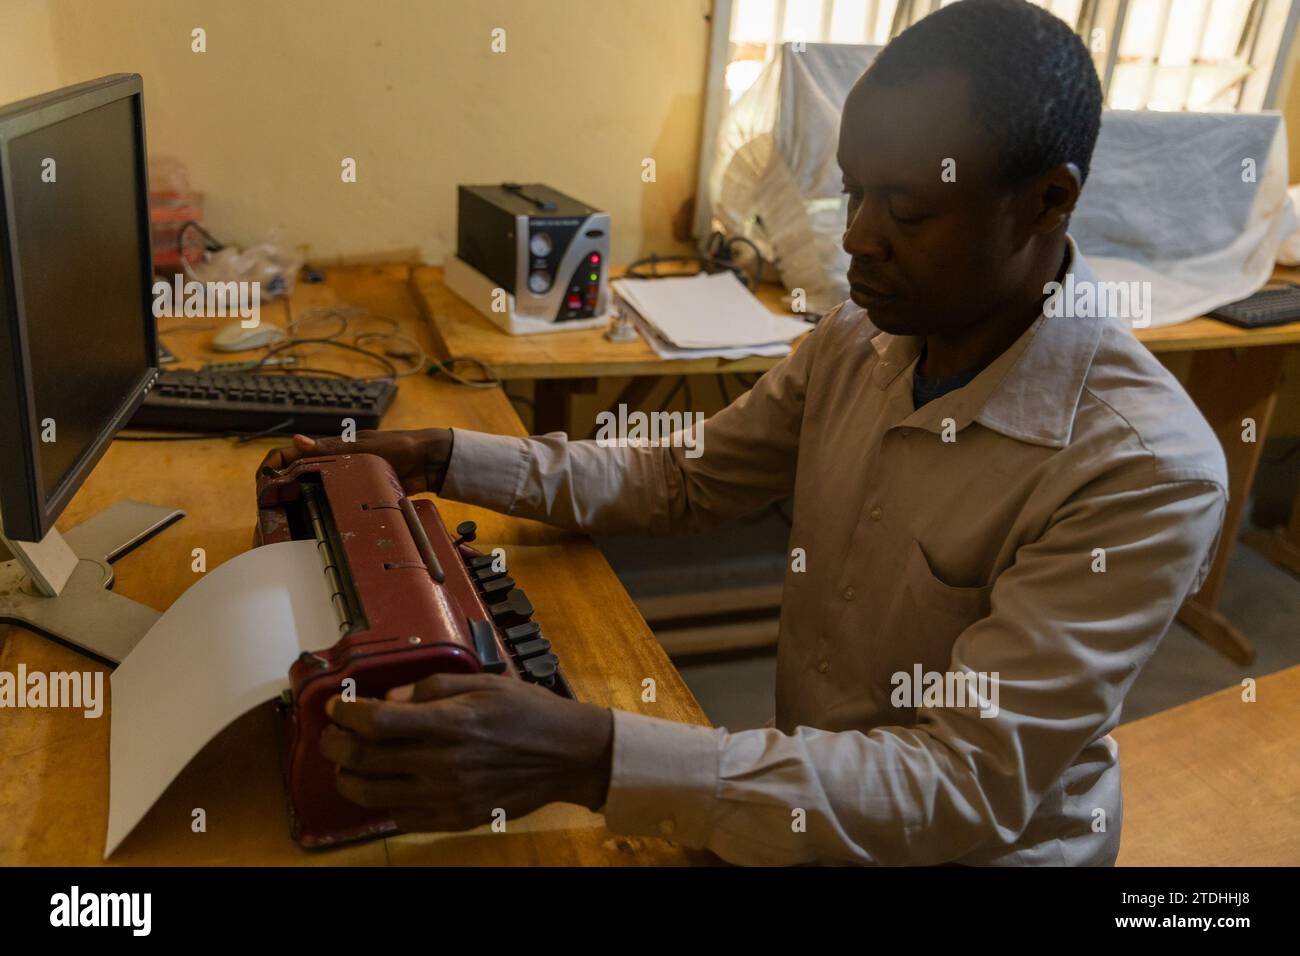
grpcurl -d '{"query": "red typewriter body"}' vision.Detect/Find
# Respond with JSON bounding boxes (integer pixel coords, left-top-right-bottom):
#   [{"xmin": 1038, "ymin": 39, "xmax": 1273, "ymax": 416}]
[{"xmin": 255, "ymin": 453, "xmax": 568, "ymax": 848}]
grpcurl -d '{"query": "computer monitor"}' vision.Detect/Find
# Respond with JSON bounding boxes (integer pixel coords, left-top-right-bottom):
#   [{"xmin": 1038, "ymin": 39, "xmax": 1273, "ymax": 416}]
[{"xmin": 0, "ymin": 74, "xmax": 183, "ymax": 662}]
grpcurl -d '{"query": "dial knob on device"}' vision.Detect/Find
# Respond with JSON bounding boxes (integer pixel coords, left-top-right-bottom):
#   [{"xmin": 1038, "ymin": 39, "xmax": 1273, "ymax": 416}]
[
  {"xmin": 529, "ymin": 232, "xmax": 552, "ymax": 257},
  {"xmin": 528, "ymin": 270, "xmax": 551, "ymax": 293}
]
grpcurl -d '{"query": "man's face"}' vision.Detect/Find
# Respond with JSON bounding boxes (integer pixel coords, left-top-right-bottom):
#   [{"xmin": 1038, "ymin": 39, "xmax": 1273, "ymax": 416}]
[{"xmin": 837, "ymin": 67, "xmax": 1041, "ymax": 336}]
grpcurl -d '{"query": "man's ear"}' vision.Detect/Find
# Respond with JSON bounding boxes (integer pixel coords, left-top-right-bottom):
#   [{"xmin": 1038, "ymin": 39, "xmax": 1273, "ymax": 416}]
[{"xmin": 1034, "ymin": 162, "xmax": 1083, "ymax": 234}]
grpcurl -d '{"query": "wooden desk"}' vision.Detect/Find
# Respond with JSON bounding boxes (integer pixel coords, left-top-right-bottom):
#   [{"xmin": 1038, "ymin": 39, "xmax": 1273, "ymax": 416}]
[
  {"xmin": 413, "ymin": 265, "xmax": 1300, "ymax": 665},
  {"xmin": 0, "ymin": 264, "xmax": 710, "ymax": 866},
  {"xmin": 1113, "ymin": 664, "xmax": 1300, "ymax": 866}
]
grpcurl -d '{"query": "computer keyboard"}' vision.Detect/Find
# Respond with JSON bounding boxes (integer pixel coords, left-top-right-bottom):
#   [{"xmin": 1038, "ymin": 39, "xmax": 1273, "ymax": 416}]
[
  {"xmin": 130, "ymin": 369, "xmax": 397, "ymax": 435},
  {"xmin": 1209, "ymin": 284, "xmax": 1300, "ymax": 329}
]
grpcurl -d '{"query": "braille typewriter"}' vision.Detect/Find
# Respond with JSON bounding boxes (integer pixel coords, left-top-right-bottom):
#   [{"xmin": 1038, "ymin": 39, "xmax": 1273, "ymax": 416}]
[{"xmin": 255, "ymin": 452, "xmax": 571, "ymax": 848}]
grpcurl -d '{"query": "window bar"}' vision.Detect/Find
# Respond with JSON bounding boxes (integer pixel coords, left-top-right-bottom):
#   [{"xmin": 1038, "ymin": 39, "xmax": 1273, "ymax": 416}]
[
  {"xmin": 1137, "ymin": 0, "xmax": 1175, "ymax": 108},
  {"xmin": 1100, "ymin": 0, "xmax": 1129, "ymax": 101},
  {"xmin": 1077, "ymin": 0, "xmax": 1099, "ymax": 34},
  {"xmin": 1234, "ymin": 0, "xmax": 1268, "ymax": 109},
  {"xmin": 1263, "ymin": 0, "xmax": 1300, "ymax": 107},
  {"xmin": 1178, "ymin": 0, "xmax": 1215, "ymax": 110},
  {"xmin": 865, "ymin": 0, "xmax": 881, "ymax": 41},
  {"xmin": 1237, "ymin": 0, "xmax": 1266, "ymax": 59},
  {"xmin": 773, "ymin": 0, "xmax": 789, "ymax": 50},
  {"xmin": 890, "ymin": 0, "xmax": 914, "ymax": 38},
  {"xmin": 1075, "ymin": 0, "xmax": 1100, "ymax": 91}
]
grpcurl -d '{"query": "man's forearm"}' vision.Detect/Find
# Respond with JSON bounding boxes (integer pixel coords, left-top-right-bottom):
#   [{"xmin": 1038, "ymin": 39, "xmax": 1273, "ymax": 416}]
[{"xmin": 438, "ymin": 428, "xmax": 682, "ymax": 535}]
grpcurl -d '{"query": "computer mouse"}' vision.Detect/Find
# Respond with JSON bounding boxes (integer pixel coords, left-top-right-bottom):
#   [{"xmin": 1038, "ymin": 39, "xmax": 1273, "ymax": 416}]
[{"xmin": 211, "ymin": 321, "xmax": 288, "ymax": 352}]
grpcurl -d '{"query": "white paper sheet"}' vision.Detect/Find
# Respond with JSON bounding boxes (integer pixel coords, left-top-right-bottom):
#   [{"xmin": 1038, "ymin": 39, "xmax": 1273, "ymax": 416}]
[
  {"xmin": 612, "ymin": 272, "xmax": 809, "ymax": 349},
  {"xmin": 106, "ymin": 540, "xmax": 339, "ymax": 857},
  {"xmin": 628, "ymin": 307, "xmax": 792, "ymax": 361}
]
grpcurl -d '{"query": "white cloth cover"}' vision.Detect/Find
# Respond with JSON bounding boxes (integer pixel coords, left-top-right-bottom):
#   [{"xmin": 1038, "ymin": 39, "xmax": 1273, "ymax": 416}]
[
  {"xmin": 710, "ymin": 43, "xmax": 878, "ymax": 313},
  {"xmin": 1070, "ymin": 110, "xmax": 1293, "ymax": 326}
]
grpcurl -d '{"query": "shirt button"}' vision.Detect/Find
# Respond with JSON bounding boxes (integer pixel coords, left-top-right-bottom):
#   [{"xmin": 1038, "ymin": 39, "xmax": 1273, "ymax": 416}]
[
  {"xmin": 818, "ymin": 660, "xmax": 830, "ymax": 674},
  {"xmin": 842, "ymin": 586, "xmax": 856, "ymax": 600},
  {"xmin": 869, "ymin": 506, "xmax": 883, "ymax": 521},
  {"xmin": 657, "ymin": 818, "xmax": 676, "ymax": 837}
]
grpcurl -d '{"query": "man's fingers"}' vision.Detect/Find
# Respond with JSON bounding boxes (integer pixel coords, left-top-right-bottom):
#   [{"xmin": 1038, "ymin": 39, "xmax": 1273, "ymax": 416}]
[
  {"xmin": 327, "ymin": 695, "xmax": 471, "ymax": 740},
  {"xmin": 258, "ymin": 446, "xmax": 292, "ymax": 472},
  {"xmin": 307, "ymin": 434, "xmax": 352, "ymax": 455},
  {"xmin": 334, "ymin": 768, "xmax": 432, "ymax": 810},
  {"xmin": 319, "ymin": 725, "xmax": 435, "ymax": 775},
  {"xmin": 259, "ymin": 434, "xmax": 318, "ymax": 472},
  {"xmin": 388, "ymin": 671, "xmax": 502, "ymax": 703}
]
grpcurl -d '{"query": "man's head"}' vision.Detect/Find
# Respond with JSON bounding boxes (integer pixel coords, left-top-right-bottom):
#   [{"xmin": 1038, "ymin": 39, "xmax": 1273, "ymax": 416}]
[{"xmin": 837, "ymin": 0, "xmax": 1102, "ymax": 336}]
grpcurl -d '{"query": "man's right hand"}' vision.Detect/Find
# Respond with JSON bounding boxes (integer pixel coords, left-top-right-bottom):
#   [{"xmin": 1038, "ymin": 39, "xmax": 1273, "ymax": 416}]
[{"xmin": 259, "ymin": 428, "xmax": 454, "ymax": 495}]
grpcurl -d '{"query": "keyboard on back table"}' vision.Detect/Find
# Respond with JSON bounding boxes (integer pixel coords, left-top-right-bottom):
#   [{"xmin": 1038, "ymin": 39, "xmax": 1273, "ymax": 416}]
[
  {"xmin": 130, "ymin": 370, "xmax": 397, "ymax": 435},
  {"xmin": 1209, "ymin": 284, "xmax": 1300, "ymax": 329}
]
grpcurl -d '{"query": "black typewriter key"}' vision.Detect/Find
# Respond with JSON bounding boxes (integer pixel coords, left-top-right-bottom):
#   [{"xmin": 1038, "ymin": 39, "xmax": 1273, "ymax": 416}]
[
  {"xmin": 467, "ymin": 554, "xmax": 496, "ymax": 570},
  {"xmin": 478, "ymin": 575, "xmax": 516, "ymax": 598},
  {"xmin": 488, "ymin": 589, "xmax": 533, "ymax": 624},
  {"xmin": 522, "ymin": 654, "xmax": 559, "ymax": 682},
  {"xmin": 474, "ymin": 565, "xmax": 507, "ymax": 583},
  {"xmin": 454, "ymin": 521, "xmax": 478, "ymax": 545},
  {"xmin": 504, "ymin": 621, "xmax": 540, "ymax": 645},
  {"xmin": 512, "ymin": 638, "xmax": 552, "ymax": 661}
]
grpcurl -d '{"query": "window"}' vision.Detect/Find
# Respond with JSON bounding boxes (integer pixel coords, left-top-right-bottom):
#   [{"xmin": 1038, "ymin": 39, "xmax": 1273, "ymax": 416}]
[
  {"xmin": 715, "ymin": 0, "xmax": 1296, "ymax": 110},
  {"xmin": 695, "ymin": 0, "xmax": 1297, "ymax": 237}
]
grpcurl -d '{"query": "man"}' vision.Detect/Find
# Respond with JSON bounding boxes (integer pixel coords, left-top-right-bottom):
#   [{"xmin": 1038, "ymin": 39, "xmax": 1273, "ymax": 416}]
[{"xmin": 263, "ymin": 0, "xmax": 1226, "ymax": 865}]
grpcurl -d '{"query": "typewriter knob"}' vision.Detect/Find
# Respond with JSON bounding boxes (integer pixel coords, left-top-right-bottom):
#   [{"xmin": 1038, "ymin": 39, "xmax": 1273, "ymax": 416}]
[{"xmin": 454, "ymin": 520, "xmax": 478, "ymax": 545}]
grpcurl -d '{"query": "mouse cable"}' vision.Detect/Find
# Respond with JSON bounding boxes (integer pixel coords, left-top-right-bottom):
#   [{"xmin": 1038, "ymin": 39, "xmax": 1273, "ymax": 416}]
[
  {"xmin": 284, "ymin": 303, "xmax": 426, "ymax": 377},
  {"xmin": 252, "ymin": 337, "xmax": 399, "ymax": 380},
  {"xmin": 426, "ymin": 356, "xmax": 502, "ymax": 389},
  {"xmin": 623, "ymin": 231, "xmax": 766, "ymax": 291},
  {"xmin": 175, "ymin": 220, "xmax": 225, "ymax": 266}
]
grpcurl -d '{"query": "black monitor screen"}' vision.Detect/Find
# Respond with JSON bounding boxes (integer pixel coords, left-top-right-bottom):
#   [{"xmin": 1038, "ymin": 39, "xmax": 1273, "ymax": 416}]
[{"xmin": 8, "ymin": 95, "xmax": 152, "ymax": 504}]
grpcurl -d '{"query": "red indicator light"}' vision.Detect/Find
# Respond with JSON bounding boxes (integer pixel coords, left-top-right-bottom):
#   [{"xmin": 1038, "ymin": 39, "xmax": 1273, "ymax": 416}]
[{"xmin": 590, "ymin": 254, "xmax": 600, "ymax": 263}]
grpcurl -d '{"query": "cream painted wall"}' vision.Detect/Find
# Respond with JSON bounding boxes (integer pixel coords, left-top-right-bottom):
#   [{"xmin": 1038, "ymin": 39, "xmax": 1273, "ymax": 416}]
[
  {"xmin": 0, "ymin": 0, "xmax": 59, "ymax": 103},
  {"xmin": 31, "ymin": 0, "xmax": 709, "ymax": 266}
]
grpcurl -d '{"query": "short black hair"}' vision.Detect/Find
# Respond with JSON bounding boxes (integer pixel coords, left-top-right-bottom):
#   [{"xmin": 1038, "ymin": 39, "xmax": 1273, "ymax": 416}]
[{"xmin": 863, "ymin": 0, "xmax": 1103, "ymax": 185}]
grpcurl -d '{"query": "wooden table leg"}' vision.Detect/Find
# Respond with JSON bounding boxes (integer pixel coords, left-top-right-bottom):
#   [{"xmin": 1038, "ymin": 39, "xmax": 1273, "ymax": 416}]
[
  {"xmin": 533, "ymin": 378, "xmax": 598, "ymax": 435},
  {"xmin": 533, "ymin": 379, "xmax": 570, "ymax": 434},
  {"xmin": 1175, "ymin": 346, "xmax": 1287, "ymax": 665},
  {"xmin": 1242, "ymin": 480, "xmax": 1300, "ymax": 578},
  {"xmin": 587, "ymin": 375, "xmax": 662, "ymax": 439}
]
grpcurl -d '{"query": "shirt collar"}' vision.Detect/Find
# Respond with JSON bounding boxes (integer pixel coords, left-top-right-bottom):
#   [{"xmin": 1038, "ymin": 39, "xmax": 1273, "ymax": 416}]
[{"xmin": 866, "ymin": 235, "xmax": 1104, "ymax": 449}]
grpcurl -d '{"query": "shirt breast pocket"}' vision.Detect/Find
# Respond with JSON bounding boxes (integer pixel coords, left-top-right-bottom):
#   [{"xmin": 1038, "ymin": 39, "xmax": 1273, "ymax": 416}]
[{"xmin": 874, "ymin": 539, "xmax": 994, "ymax": 720}]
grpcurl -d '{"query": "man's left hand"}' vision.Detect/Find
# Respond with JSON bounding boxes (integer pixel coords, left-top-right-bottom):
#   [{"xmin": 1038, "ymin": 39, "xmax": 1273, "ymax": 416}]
[{"xmin": 319, "ymin": 673, "xmax": 614, "ymax": 833}]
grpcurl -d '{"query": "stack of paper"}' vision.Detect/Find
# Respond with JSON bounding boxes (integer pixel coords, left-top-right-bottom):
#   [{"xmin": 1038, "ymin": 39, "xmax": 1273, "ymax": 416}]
[{"xmin": 612, "ymin": 272, "xmax": 810, "ymax": 359}]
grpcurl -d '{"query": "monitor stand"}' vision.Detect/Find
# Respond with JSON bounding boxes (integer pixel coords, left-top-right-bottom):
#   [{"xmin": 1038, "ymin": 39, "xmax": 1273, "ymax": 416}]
[{"xmin": 0, "ymin": 500, "xmax": 184, "ymax": 664}]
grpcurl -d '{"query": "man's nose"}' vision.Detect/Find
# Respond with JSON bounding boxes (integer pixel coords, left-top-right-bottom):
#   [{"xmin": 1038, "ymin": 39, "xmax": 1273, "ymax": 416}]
[{"xmin": 843, "ymin": 199, "xmax": 889, "ymax": 261}]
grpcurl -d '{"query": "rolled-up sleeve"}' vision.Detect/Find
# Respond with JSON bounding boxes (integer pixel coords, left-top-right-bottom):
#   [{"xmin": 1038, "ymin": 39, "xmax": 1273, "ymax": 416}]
[
  {"xmin": 601, "ymin": 474, "xmax": 1226, "ymax": 866},
  {"xmin": 439, "ymin": 319, "xmax": 826, "ymax": 536}
]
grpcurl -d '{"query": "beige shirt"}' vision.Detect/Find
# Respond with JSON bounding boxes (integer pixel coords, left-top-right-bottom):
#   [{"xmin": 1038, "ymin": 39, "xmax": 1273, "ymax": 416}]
[{"xmin": 442, "ymin": 240, "xmax": 1227, "ymax": 866}]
